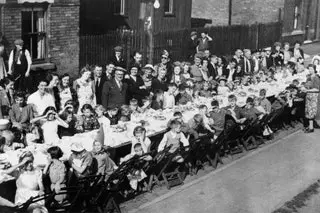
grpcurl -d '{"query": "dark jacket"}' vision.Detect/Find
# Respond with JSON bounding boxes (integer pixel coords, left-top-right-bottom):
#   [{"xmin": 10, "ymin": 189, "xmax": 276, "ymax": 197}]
[
  {"xmin": 108, "ymin": 55, "xmax": 126, "ymax": 68},
  {"xmin": 101, "ymin": 79, "xmax": 128, "ymax": 109},
  {"xmin": 125, "ymin": 76, "xmax": 149, "ymax": 105},
  {"xmin": 94, "ymin": 76, "xmax": 107, "ymax": 105},
  {"xmin": 208, "ymin": 62, "xmax": 218, "ymax": 79}
]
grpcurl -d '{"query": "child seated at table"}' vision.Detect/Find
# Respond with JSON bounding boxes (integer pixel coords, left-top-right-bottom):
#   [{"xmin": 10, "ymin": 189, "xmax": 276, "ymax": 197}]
[
  {"xmin": 131, "ymin": 126, "xmax": 151, "ymax": 154},
  {"xmin": 151, "ymin": 89, "xmax": 164, "ymax": 110},
  {"xmin": 175, "ymin": 84, "xmax": 193, "ymax": 105},
  {"xmin": 198, "ymin": 105, "xmax": 215, "ymax": 134},
  {"xmin": 187, "ymin": 114, "xmax": 203, "ymax": 140},
  {"xmin": 120, "ymin": 143, "xmax": 152, "ymax": 191},
  {"xmin": 119, "ymin": 105, "xmax": 131, "ymax": 122},
  {"xmin": 91, "ymin": 140, "xmax": 117, "ymax": 181},
  {"xmin": 217, "ymin": 77, "xmax": 230, "ymax": 95},
  {"xmin": 167, "ymin": 111, "xmax": 190, "ymax": 135},
  {"xmin": 199, "ymin": 81, "xmax": 213, "ymax": 98},
  {"xmin": 76, "ymin": 104, "xmax": 100, "ymax": 132},
  {"xmin": 26, "ymin": 124, "xmax": 43, "ymax": 145},
  {"xmin": 58, "ymin": 111, "xmax": 77, "ymax": 137},
  {"xmin": 129, "ymin": 99, "xmax": 143, "ymax": 114},
  {"xmin": 242, "ymin": 97, "xmax": 264, "ymax": 121},
  {"xmin": 0, "ymin": 130, "xmax": 24, "ymax": 153},
  {"xmin": 259, "ymin": 89, "xmax": 272, "ymax": 114},
  {"xmin": 158, "ymin": 120, "xmax": 189, "ymax": 163},
  {"xmin": 31, "ymin": 106, "xmax": 69, "ymax": 145},
  {"xmin": 163, "ymin": 83, "xmax": 177, "ymax": 109},
  {"xmin": 105, "ymin": 107, "xmax": 119, "ymax": 125},
  {"xmin": 224, "ymin": 95, "xmax": 247, "ymax": 124},
  {"xmin": 209, "ymin": 100, "xmax": 227, "ymax": 135}
]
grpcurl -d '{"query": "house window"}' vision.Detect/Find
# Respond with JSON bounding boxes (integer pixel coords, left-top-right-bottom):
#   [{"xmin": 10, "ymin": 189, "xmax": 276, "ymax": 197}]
[
  {"xmin": 293, "ymin": 5, "xmax": 299, "ymax": 30},
  {"xmin": 21, "ymin": 8, "xmax": 46, "ymax": 60},
  {"xmin": 164, "ymin": 0, "xmax": 174, "ymax": 15},
  {"xmin": 114, "ymin": 0, "xmax": 126, "ymax": 15}
]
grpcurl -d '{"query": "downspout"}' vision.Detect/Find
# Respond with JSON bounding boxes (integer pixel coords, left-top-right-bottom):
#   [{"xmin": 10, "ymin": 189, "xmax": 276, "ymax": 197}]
[{"xmin": 228, "ymin": 0, "xmax": 232, "ymax": 25}]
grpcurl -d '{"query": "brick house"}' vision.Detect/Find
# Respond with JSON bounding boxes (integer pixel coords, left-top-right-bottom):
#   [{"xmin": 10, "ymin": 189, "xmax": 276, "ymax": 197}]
[
  {"xmin": 0, "ymin": 0, "xmax": 80, "ymax": 79},
  {"xmin": 80, "ymin": 0, "xmax": 192, "ymax": 34},
  {"xmin": 192, "ymin": 0, "xmax": 320, "ymax": 43}
]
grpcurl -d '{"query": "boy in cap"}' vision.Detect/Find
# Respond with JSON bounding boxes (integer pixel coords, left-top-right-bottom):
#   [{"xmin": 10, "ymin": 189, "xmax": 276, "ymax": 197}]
[{"xmin": 108, "ymin": 46, "xmax": 126, "ymax": 68}]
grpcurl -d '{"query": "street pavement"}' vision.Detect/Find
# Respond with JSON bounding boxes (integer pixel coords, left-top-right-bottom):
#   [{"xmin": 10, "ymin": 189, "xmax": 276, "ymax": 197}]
[{"xmin": 128, "ymin": 130, "xmax": 320, "ymax": 213}]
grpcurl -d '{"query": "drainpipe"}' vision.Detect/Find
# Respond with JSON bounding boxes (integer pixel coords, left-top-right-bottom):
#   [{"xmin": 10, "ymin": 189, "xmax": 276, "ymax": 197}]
[{"xmin": 228, "ymin": 0, "xmax": 232, "ymax": 26}]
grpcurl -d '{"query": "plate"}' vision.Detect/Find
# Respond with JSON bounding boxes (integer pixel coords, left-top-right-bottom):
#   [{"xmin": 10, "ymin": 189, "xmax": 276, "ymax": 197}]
[{"xmin": 153, "ymin": 115, "xmax": 166, "ymax": 120}]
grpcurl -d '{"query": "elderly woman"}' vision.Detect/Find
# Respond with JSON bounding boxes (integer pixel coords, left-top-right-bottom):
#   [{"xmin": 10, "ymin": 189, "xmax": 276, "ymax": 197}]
[
  {"xmin": 73, "ymin": 67, "xmax": 95, "ymax": 114},
  {"xmin": 15, "ymin": 151, "xmax": 47, "ymax": 213},
  {"xmin": 125, "ymin": 66, "xmax": 149, "ymax": 106},
  {"xmin": 43, "ymin": 146, "xmax": 66, "ymax": 203}
]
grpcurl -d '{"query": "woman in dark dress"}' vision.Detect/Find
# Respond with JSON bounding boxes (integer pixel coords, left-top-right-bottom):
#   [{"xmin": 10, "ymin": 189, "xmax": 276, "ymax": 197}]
[{"xmin": 126, "ymin": 66, "xmax": 149, "ymax": 106}]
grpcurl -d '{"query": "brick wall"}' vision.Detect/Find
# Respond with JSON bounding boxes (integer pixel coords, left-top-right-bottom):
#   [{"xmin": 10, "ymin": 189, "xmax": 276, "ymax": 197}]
[
  {"xmin": 48, "ymin": 1, "xmax": 80, "ymax": 78},
  {"xmin": 2, "ymin": 6, "xmax": 21, "ymax": 50},
  {"xmin": 192, "ymin": 0, "xmax": 229, "ymax": 26},
  {"xmin": 231, "ymin": 0, "xmax": 284, "ymax": 25},
  {"xmin": 192, "ymin": 0, "xmax": 284, "ymax": 26},
  {"xmin": 1, "ymin": 0, "xmax": 80, "ymax": 78}
]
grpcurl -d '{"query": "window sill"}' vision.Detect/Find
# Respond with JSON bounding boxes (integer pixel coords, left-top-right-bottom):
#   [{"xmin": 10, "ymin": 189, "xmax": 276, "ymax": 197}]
[
  {"xmin": 282, "ymin": 30, "xmax": 304, "ymax": 37},
  {"xmin": 164, "ymin": 13, "xmax": 175, "ymax": 18},
  {"xmin": 114, "ymin": 13, "xmax": 128, "ymax": 18},
  {"xmin": 31, "ymin": 62, "xmax": 56, "ymax": 72}
]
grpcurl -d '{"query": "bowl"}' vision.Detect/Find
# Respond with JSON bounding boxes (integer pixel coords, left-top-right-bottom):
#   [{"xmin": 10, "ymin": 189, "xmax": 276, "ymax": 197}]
[{"xmin": 0, "ymin": 119, "xmax": 9, "ymax": 130}]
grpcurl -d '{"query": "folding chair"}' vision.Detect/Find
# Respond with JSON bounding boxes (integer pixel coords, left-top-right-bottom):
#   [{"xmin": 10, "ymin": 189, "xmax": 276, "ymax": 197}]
[
  {"xmin": 15, "ymin": 192, "xmax": 55, "ymax": 213},
  {"xmin": 240, "ymin": 118, "xmax": 260, "ymax": 151},
  {"xmin": 143, "ymin": 145, "xmax": 174, "ymax": 191},
  {"xmin": 222, "ymin": 114, "xmax": 244, "ymax": 155}
]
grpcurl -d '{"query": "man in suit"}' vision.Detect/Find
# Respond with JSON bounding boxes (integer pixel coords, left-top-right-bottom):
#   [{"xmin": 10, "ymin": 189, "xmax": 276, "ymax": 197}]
[
  {"xmin": 242, "ymin": 49, "xmax": 255, "ymax": 76},
  {"xmin": 225, "ymin": 59, "xmax": 238, "ymax": 82},
  {"xmin": 105, "ymin": 62, "xmax": 115, "ymax": 81},
  {"xmin": 260, "ymin": 49, "xmax": 273, "ymax": 71},
  {"xmin": 102, "ymin": 67, "xmax": 128, "ymax": 109},
  {"xmin": 187, "ymin": 31, "xmax": 199, "ymax": 61},
  {"xmin": 291, "ymin": 41, "xmax": 304, "ymax": 60},
  {"xmin": 129, "ymin": 51, "xmax": 143, "ymax": 73},
  {"xmin": 108, "ymin": 46, "xmax": 126, "ymax": 68},
  {"xmin": 208, "ymin": 55, "xmax": 218, "ymax": 80},
  {"xmin": 93, "ymin": 65, "xmax": 106, "ymax": 105}
]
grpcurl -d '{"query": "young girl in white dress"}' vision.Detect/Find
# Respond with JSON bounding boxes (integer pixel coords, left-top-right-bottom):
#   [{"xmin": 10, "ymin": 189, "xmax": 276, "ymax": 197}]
[{"xmin": 31, "ymin": 106, "xmax": 69, "ymax": 145}]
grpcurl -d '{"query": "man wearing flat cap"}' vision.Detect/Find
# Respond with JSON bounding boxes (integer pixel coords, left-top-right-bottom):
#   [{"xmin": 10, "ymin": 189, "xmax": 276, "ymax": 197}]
[
  {"xmin": 8, "ymin": 39, "xmax": 32, "ymax": 91},
  {"xmin": 187, "ymin": 31, "xmax": 199, "ymax": 60},
  {"xmin": 108, "ymin": 46, "xmax": 126, "ymax": 69},
  {"xmin": 102, "ymin": 66, "xmax": 128, "ymax": 109}
]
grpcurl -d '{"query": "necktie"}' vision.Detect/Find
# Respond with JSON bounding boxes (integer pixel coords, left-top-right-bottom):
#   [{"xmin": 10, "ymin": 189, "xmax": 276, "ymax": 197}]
[
  {"xmin": 95, "ymin": 78, "xmax": 100, "ymax": 91},
  {"xmin": 118, "ymin": 81, "xmax": 122, "ymax": 91}
]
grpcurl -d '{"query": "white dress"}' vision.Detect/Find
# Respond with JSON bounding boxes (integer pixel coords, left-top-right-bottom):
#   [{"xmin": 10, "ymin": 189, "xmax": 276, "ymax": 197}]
[
  {"xmin": 98, "ymin": 116, "xmax": 111, "ymax": 145},
  {"xmin": 15, "ymin": 169, "xmax": 48, "ymax": 212},
  {"xmin": 75, "ymin": 79, "xmax": 95, "ymax": 114},
  {"xmin": 42, "ymin": 120, "xmax": 60, "ymax": 145}
]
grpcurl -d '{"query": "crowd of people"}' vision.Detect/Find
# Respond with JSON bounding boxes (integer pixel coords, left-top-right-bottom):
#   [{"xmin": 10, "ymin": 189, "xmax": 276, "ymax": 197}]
[{"xmin": 0, "ymin": 33, "xmax": 320, "ymax": 212}]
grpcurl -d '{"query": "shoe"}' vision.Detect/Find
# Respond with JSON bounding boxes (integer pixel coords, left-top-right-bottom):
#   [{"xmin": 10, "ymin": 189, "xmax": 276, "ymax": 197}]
[{"xmin": 305, "ymin": 128, "xmax": 314, "ymax": 133}]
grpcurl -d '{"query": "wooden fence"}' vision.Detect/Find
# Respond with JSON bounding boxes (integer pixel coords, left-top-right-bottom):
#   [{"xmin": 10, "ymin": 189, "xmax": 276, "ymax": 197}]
[{"xmin": 79, "ymin": 22, "xmax": 282, "ymax": 68}]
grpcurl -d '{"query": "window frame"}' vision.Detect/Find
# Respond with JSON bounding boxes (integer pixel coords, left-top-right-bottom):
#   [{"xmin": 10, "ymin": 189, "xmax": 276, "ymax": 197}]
[
  {"xmin": 21, "ymin": 7, "xmax": 48, "ymax": 62},
  {"xmin": 114, "ymin": 0, "xmax": 126, "ymax": 16},
  {"xmin": 164, "ymin": 0, "xmax": 174, "ymax": 16},
  {"xmin": 293, "ymin": 5, "xmax": 299, "ymax": 30}
]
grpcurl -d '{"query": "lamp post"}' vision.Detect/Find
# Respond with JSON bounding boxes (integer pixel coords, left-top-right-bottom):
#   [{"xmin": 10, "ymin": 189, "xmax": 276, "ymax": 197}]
[{"xmin": 143, "ymin": 0, "xmax": 160, "ymax": 64}]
